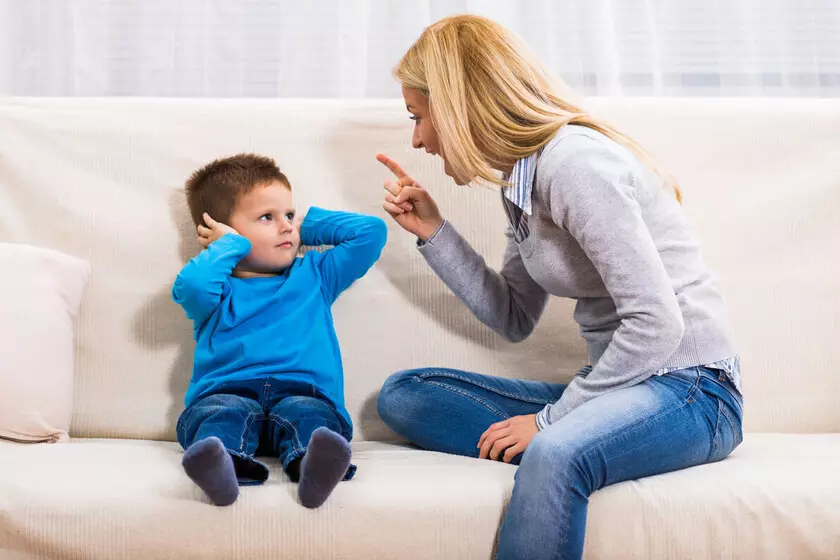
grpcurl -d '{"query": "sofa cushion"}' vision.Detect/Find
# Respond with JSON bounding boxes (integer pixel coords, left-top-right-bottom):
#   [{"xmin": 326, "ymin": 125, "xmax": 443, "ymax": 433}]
[
  {"xmin": 0, "ymin": 243, "xmax": 89, "ymax": 443},
  {"xmin": 1, "ymin": 434, "xmax": 838, "ymax": 559},
  {"xmin": 1, "ymin": 99, "xmax": 839, "ymax": 440}
]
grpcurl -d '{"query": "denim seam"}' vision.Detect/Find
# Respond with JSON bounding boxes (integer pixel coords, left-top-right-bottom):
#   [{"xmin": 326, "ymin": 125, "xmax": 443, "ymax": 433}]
[
  {"xmin": 698, "ymin": 368, "xmax": 744, "ymax": 435},
  {"xmin": 703, "ymin": 368, "xmax": 744, "ymax": 414},
  {"xmin": 239, "ymin": 412, "xmax": 262, "ymax": 453},
  {"xmin": 176, "ymin": 406, "xmax": 195, "ymax": 435},
  {"xmin": 262, "ymin": 381, "xmax": 272, "ymax": 408},
  {"xmin": 659, "ymin": 367, "xmax": 702, "ymax": 404},
  {"xmin": 414, "ymin": 369, "xmax": 555, "ymax": 406},
  {"xmin": 421, "ymin": 379, "xmax": 509, "ymax": 419},
  {"xmin": 711, "ymin": 399, "xmax": 724, "ymax": 456},
  {"xmin": 682, "ymin": 367, "xmax": 702, "ymax": 404},
  {"xmin": 728, "ymin": 387, "xmax": 744, "ymax": 414},
  {"xmin": 270, "ymin": 416, "xmax": 307, "ymax": 464},
  {"xmin": 719, "ymin": 398, "xmax": 742, "ymax": 446}
]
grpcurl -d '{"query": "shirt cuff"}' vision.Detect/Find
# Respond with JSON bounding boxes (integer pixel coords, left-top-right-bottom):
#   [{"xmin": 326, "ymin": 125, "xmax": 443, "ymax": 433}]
[
  {"xmin": 535, "ymin": 406, "xmax": 550, "ymax": 430},
  {"xmin": 213, "ymin": 231, "xmax": 249, "ymax": 249}
]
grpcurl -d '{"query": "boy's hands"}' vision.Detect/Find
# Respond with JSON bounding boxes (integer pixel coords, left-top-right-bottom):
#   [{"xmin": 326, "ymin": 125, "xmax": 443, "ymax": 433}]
[
  {"xmin": 197, "ymin": 213, "xmax": 238, "ymax": 249},
  {"xmin": 377, "ymin": 154, "xmax": 444, "ymax": 242}
]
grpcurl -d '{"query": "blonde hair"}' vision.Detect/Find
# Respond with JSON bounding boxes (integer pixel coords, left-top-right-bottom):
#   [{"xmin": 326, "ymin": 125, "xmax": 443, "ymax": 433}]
[{"xmin": 394, "ymin": 14, "xmax": 681, "ymax": 203}]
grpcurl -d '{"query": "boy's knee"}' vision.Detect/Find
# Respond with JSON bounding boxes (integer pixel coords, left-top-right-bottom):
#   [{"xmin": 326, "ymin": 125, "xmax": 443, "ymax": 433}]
[
  {"xmin": 271, "ymin": 395, "xmax": 329, "ymax": 415},
  {"xmin": 194, "ymin": 393, "xmax": 260, "ymax": 415},
  {"xmin": 269, "ymin": 397, "xmax": 346, "ymax": 436}
]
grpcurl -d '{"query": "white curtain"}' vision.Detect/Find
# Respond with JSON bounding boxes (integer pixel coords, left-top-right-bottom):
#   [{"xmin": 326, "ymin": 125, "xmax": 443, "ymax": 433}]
[{"xmin": 1, "ymin": 0, "xmax": 838, "ymax": 98}]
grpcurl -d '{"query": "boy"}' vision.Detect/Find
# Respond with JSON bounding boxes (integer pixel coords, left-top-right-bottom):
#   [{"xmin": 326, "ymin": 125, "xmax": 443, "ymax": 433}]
[{"xmin": 173, "ymin": 153, "xmax": 386, "ymax": 507}]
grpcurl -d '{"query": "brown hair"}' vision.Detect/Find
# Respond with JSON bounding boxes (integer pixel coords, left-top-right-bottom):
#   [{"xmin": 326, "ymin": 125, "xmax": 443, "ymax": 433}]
[{"xmin": 184, "ymin": 153, "xmax": 290, "ymax": 226}]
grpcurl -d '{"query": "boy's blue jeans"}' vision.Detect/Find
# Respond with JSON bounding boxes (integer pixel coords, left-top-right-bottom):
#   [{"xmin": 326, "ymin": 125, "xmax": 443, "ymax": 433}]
[
  {"xmin": 177, "ymin": 377, "xmax": 355, "ymax": 485},
  {"xmin": 377, "ymin": 366, "xmax": 743, "ymax": 560}
]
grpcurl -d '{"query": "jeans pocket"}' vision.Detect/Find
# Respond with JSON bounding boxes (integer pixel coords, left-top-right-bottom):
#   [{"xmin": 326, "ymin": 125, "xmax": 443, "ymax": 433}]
[
  {"xmin": 661, "ymin": 367, "xmax": 702, "ymax": 404},
  {"xmin": 710, "ymin": 398, "xmax": 741, "ymax": 462},
  {"xmin": 721, "ymin": 399, "xmax": 743, "ymax": 448}
]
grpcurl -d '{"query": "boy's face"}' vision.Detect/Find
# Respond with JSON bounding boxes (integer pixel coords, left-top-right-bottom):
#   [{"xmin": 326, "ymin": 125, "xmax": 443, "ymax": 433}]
[{"xmin": 228, "ymin": 180, "xmax": 300, "ymax": 276}]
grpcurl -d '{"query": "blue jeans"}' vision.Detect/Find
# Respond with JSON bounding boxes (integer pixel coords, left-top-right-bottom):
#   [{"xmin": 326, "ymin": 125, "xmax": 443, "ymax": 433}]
[
  {"xmin": 377, "ymin": 366, "xmax": 743, "ymax": 560},
  {"xmin": 177, "ymin": 377, "xmax": 355, "ymax": 485}
]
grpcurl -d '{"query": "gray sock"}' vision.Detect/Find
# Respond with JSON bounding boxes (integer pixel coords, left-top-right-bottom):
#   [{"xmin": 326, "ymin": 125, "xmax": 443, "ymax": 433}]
[
  {"xmin": 298, "ymin": 427, "xmax": 351, "ymax": 509},
  {"xmin": 182, "ymin": 436, "xmax": 239, "ymax": 506}
]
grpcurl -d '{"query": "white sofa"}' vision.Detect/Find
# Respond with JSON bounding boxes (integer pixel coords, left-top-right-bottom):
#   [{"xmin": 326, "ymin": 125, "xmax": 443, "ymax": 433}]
[{"xmin": 1, "ymin": 97, "xmax": 839, "ymax": 559}]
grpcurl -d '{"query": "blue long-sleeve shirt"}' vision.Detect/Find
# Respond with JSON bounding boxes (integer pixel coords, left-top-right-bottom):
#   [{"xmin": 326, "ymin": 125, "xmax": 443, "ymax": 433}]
[{"xmin": 172, "ymin": 207, "xmax": 387, "ymax": 425}]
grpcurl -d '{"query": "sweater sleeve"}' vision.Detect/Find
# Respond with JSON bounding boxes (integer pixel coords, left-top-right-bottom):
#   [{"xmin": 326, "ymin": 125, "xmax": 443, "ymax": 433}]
[
  {"xmin": 300, "ymin": 207, "xmax": 388, "ymax": 304},
  {"xmin": 416, "ymin": 220, "xmax": 549, "ymax": 342},
  {"xmin": 172, "ymin": 233, "xmax": 252, "ymax": 328}
]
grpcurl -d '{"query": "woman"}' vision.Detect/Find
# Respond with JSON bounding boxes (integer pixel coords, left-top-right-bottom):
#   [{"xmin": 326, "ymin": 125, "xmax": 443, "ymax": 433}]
[{"xmin": 375, "ymin": 14, "xmax": 743, "ymax": 560}]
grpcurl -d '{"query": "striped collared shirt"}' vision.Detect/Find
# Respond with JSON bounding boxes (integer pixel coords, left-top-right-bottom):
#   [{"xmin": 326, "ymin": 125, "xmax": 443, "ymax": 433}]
[{"xmin": 501, "ymin": 152, "xmax": 538, "ymax": 243}]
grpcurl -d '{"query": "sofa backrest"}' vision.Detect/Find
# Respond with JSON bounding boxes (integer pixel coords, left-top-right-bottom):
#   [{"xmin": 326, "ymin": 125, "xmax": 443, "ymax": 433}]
[{"xmin": 1, "ymin": 98, "xmax": 838, "ymax": 440}]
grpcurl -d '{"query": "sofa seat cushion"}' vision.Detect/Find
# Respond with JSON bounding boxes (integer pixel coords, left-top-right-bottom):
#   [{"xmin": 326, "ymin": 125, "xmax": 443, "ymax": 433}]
[{"xmin": 1, "ymin": 434, "xmax": 838, "ymax": 559}]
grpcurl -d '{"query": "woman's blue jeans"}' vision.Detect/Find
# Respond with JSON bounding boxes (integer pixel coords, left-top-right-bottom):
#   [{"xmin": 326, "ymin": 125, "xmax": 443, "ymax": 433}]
[{"xmin": 377, "ymin": 366, "xmax": 743, "ymax": 560}]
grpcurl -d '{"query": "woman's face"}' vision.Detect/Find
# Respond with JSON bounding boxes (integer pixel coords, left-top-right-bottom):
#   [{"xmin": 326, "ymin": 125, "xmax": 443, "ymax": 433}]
[{"xmin": 402, "ymin": 86, "xmax": 468, "ymax": 185}]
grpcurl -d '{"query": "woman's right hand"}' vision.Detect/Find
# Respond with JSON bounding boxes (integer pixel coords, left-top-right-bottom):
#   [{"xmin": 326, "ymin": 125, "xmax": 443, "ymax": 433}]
[{"xmin": 377, "ymin": 154, "xmax": 444, "ymax": 242}]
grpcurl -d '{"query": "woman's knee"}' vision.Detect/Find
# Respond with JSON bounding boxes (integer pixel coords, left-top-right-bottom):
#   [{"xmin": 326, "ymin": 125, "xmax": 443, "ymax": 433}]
[
  {"xmin": 519, "ymin": 431, "xmax": 593, "ymax": 489},
  {"xmin": 377, "ymin": 369, "xmax": 425, "ymax": 429}
]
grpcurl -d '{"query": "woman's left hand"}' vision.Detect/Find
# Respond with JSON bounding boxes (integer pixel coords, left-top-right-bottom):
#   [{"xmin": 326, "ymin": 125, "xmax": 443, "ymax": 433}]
[{"xmin": 478, "ymin": 414, "xmax": 539, "ymax": 463}]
